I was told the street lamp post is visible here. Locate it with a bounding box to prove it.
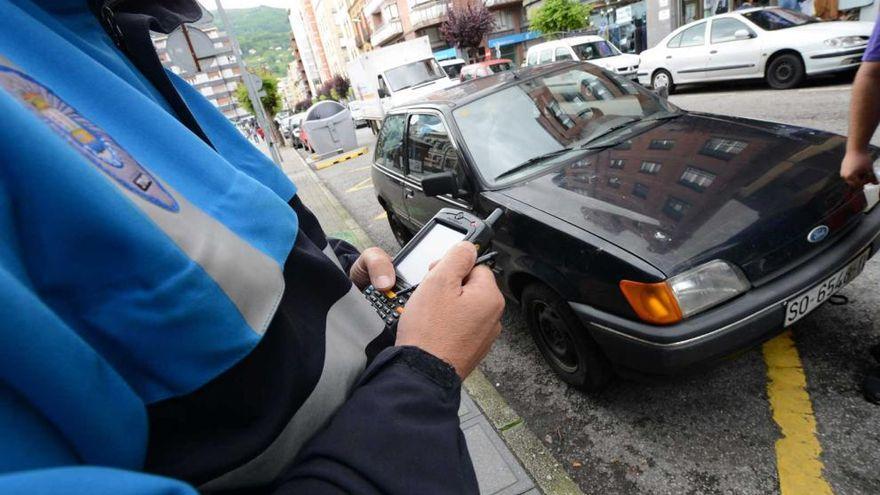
[214,0,283,166]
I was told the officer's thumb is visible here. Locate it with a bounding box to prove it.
[430,242,477,286]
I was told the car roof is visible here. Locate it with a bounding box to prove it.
[528,35,605,51]
[392,61,585,112]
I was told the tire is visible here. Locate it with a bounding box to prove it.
[766,53,805,90]
[385,208,413,247]
[521,283,613,392]
[652,69,675,95]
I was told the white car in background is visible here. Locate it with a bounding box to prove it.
[638,7,874,93]
[525,36,641,79]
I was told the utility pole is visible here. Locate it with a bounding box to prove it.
[215,0,283,166]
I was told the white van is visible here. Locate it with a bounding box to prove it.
[525,36,640,79]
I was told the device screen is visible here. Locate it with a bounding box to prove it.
[395,223,466,286]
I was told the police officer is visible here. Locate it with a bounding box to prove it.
[840,15,880,404]
[0,0,503,492]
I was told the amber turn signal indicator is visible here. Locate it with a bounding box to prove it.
[619,280,683,325]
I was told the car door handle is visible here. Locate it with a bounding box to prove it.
[666,55,672,59]
[404,187,415,199]
[710,50,718,54]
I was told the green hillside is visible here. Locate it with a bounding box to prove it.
[213,6,292,79]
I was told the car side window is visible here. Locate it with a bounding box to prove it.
[406,114,465,188]
[539,49,553,64]
[667,32,683,48]
[374,114,405,171]
[555,47,573,61]
[710,18,754,43]
[678,23,707,48]
[527,51,538,66]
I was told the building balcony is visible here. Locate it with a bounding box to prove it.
[370,20,403,46]
[410,0,449,30]
[484,0,520,7]
[364,0,384,15]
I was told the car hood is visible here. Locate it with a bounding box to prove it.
[777,20,874,37]
[587,53,640,70]
[497,113,867,283]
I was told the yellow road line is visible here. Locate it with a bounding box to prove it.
[374,211,387,221]
[763,330,834,495]
[345,177,372,193]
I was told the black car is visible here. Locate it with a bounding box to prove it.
[370,61,880,390]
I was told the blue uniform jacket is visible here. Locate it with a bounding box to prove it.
[0,0,477,492]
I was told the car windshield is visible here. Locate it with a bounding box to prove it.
[452,65,677,185]
[742,8,820,30]
[384,59,447,91]
[572,40,620,60]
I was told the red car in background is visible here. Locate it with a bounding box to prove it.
[459,59,514,82]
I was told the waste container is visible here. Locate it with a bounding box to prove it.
[301,101,357,157]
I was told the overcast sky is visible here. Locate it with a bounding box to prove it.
[199,0,292,10]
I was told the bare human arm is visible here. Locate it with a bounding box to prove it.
[841,61,880,188]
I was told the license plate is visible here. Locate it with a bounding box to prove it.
[784,249,870,327]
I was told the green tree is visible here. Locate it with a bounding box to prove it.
[529,0,592,39]
[234,71,282,117]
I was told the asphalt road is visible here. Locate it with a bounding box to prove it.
[302,79,880,495]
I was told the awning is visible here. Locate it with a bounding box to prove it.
[433,47,458,60]
[487,31,541,49]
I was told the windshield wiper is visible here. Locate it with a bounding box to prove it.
[578,118,640,150]
[494,148,574,181]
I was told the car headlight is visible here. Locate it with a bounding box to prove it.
[620,260,750,325]
[824,36,868,48]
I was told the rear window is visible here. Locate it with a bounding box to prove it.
[374,114,405,171]
[489,62,512,73]
[539,50,553,64]
[679,23,707,47]
[527,51,538,66]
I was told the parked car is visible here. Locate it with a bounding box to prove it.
[440,57,467,79]
[525,36,640,79]
[460,59,514,81]
[638,7,874,93]
[371,61,880,390]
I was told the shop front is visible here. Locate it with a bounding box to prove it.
[588,0,649,53]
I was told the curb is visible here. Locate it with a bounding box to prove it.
[283,146,583,495]
[312,146,369,171]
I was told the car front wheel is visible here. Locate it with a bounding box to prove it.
[385,208,413,247]
[522,283,613,392]
[766,53,805,89]
[652,69,675,95]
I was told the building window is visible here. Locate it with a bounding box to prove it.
[663,196,691,221]
[649,139,675,150]
[640,161,662,174]
[610,158,625,169]
[633,182,649,199]
[608,176,622,188]
[493,10,514,31]
[679,166,716,191]
[701,137,748,160]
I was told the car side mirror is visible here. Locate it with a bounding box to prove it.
[378,87,388,98]
[653,84,669,100]
[421,171,460,197]
[734,29,752,40]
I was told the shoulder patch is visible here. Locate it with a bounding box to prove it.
[0,64,179,212]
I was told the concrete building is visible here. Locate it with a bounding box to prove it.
[152,22,248,121]
[289,0,328,95]
[347,0,374,51]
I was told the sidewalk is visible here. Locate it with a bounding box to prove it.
[270,144,583,495]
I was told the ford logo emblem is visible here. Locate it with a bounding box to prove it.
[807,225,830,243]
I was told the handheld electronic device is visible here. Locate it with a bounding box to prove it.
[364,208,503,326]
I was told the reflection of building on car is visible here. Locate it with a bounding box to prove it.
[526,36,641,79]
[459,59,514,81]
[638,7,874,92]
[370,61,880,391]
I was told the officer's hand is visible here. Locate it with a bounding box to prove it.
[841,149,878,189]
[396,242,504,380]
[350,247,395,291]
